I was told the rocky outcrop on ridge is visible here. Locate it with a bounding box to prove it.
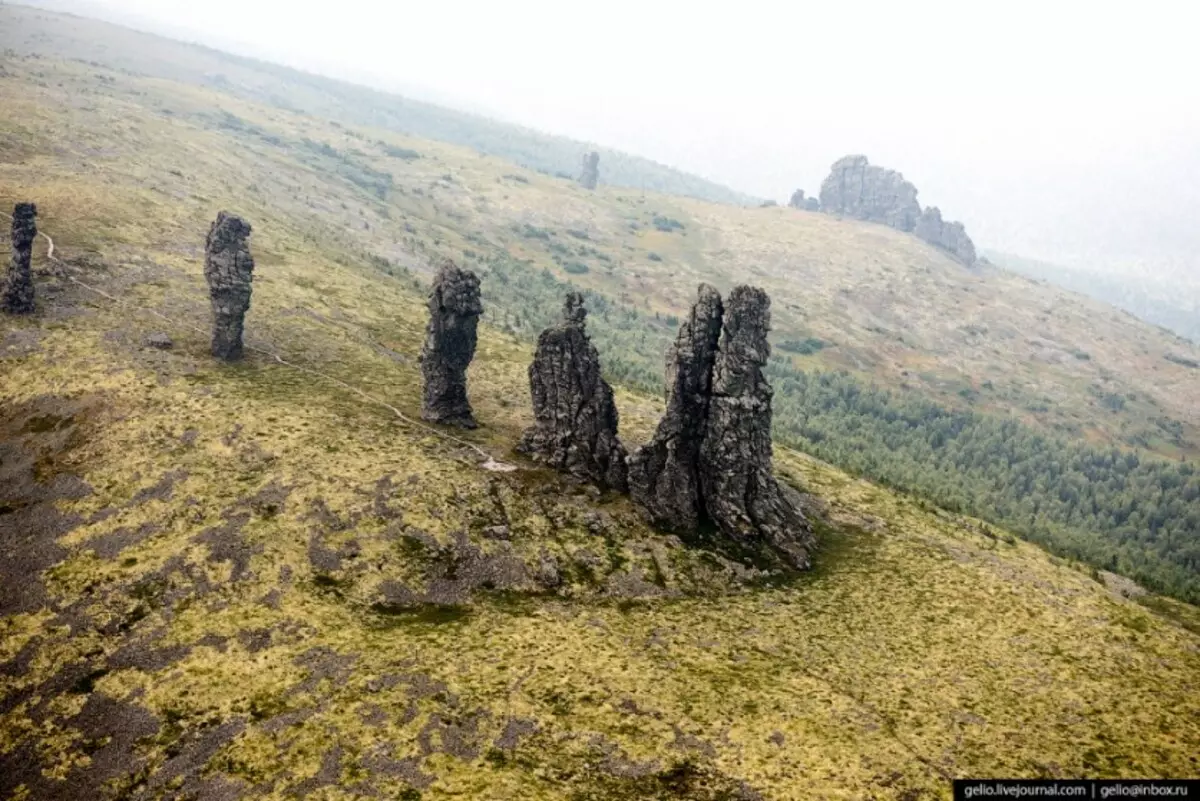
[818,155,921,232]
[420,260,483,428]
[204,212,256,361]
[518,293,628,491]
[914,206,977,265]
[818,154,977,264]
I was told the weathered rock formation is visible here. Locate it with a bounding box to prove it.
[204,212,255,361]
[818,155,977,264]
[699,286,814,569]
[579,152,600,190]
[629,284,815,569]
[420,260,483,428]
[2,203,37,315]
[628,284,724,532]
[913,206,977,265]
[518,293,628,491]
[819,155,921,231]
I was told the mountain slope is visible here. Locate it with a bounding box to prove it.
[987,250,1200,344]
[2,79,1197,797]
[2,6,1199,604]
[0,2,756,207]
[1,13,1200,799]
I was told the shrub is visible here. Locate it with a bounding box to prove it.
[652,215,685,233]
[381,143,421,160]
[778,337,827,355]
[563,262,589,275]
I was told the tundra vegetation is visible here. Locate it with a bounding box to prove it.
[1,6,1199,799]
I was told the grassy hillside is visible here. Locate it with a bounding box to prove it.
[1,12,1200,798]
[3,7,1200,607]
[987,250,1200,344]
[0,3,755,207]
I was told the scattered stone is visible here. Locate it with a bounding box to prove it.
[481,525,511,541]
[700,286,814,569]
[145,332,174,350]
[419,260,483,428]
[579,151,600,190]
[203,212,255,361]
[914,206,977,265]
[2,202,37,314]
[629,284,724,532]
[535,551,562,588]
[518,293,628,491]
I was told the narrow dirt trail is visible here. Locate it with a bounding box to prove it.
[0,210,517,472]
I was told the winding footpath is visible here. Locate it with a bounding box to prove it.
[0,210,516,472]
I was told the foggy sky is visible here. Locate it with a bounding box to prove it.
[41,0,1200,278]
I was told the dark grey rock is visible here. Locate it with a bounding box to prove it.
[818,155,921,232]
[579,151,600,190]
[146,332,174,350]
[699,286,814,569]
[204,212,255,361]
[419,260,482,428]
[2,203,37,314]
[517,293,628,491]
[628,284,723,532]
[914,206,977,265]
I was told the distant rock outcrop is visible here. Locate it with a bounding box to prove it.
[628,284,724,532]
[819,154,977,264]
[420,260,483,428]
[913,206,977,265]
[579,152,600,190]
[628,284,815,569]
[518,293,628,491]
[819,155,921,231]
[700,286,814,569]
[204,212,255,361]
[2,203,37,315]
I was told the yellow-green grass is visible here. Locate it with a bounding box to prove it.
[2,50,1199,800]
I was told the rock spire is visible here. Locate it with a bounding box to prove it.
[2,203,37,314]
[518,293,628,491]
[204,212,256,361]
[420,260,483,428]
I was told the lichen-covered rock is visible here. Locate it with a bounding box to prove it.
[420,260,483,428]
[699,286,815,569]
[579,152,600,190]
[818,155,921,232]
[914,206,977,265]
[204,212,255,361]
[628,284,724,532]
[518,293,628,491]
[2,203,37,315]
